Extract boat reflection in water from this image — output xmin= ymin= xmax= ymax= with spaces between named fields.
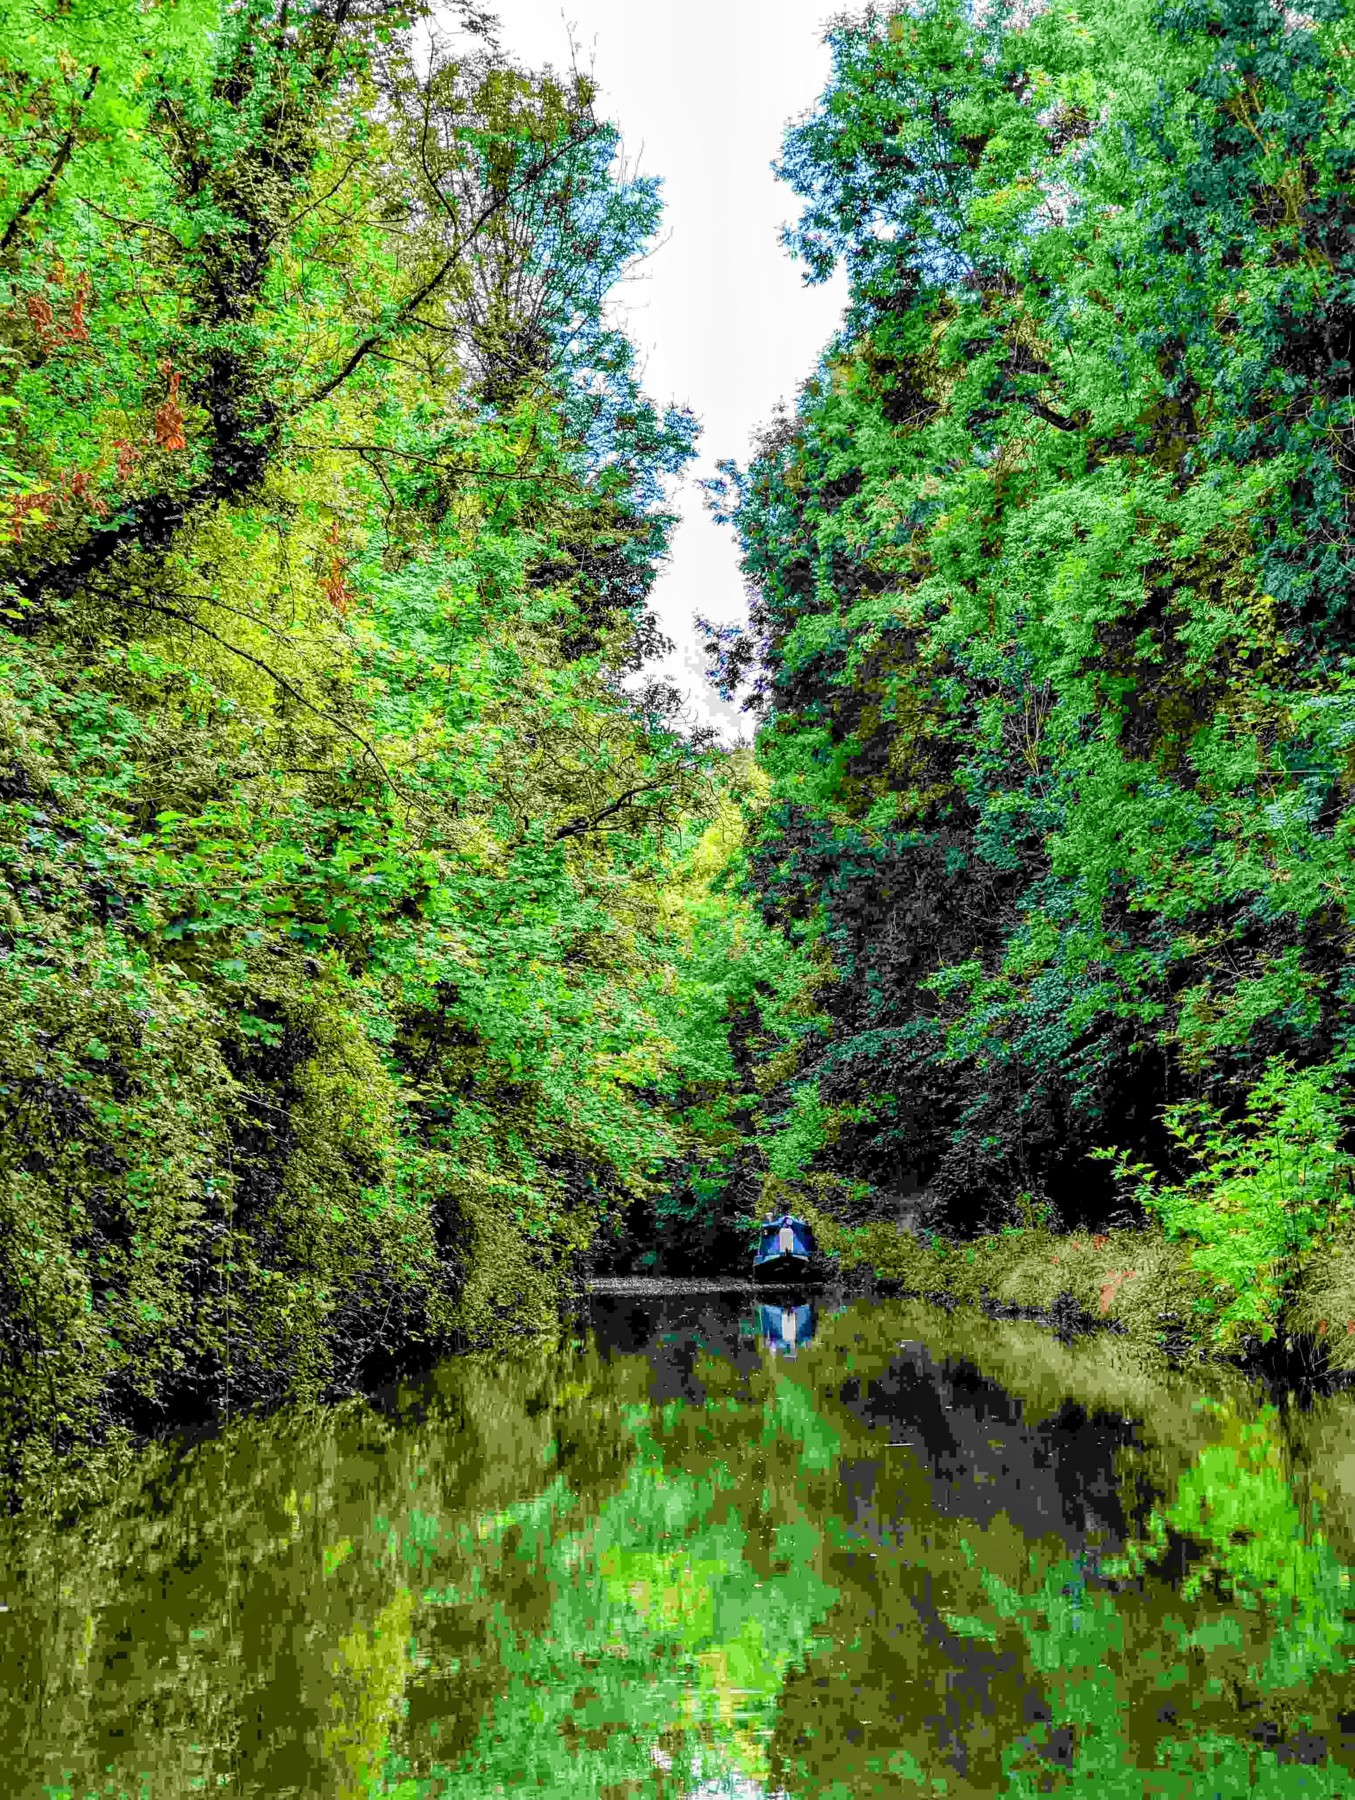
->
xmin=757 ymin=1299 xmax=815 ymax=1357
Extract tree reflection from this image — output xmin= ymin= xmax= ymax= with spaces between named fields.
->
xmin=6 ymin=1300 xmax=1355 ymax=1798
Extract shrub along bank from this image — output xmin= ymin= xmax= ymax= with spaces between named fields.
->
xmin=808 ymin=1216 xmax=1355 ymax=1377
xmin=773 ymin=1045 xmax=1355 ymax=1372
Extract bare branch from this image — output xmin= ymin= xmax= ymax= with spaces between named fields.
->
xmin=73 ymin=194 xmax=188 ymax=250
xmin=302 ymin=439 xmax=585 ymax=485
xmin=550 ymin=778 xmax=680 ymax=842
xmin=288 ymin=122 xmax=604 ymax=417
xmin=1025 ymin=398 xmax=1089 ymax=433
xmin=0 ymin=65 xmax=101 ymax=256
xmin=94 ymin=587 xmax=414 ymax=803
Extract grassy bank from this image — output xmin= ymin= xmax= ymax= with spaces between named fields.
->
xmin=806 ymin=1214 xmax=1355 ymax=1376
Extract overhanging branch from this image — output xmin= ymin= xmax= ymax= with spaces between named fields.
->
xmin=0 ymin=66 xmax=100 ymax=256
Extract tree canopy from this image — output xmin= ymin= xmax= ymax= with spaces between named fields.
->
xmin=11 ymin=0 xmax=1355 ymax=1491
xmin=0 ymin=0 xmax=821 ymax=1497
xmin=712 ymin=0 xmax=1355 ymax=1348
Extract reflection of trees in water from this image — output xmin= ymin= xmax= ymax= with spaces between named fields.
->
xmin=763 ymin=1321 xmax=1355 ymax=1799
xmin=5 ymin=1300 xmax=1355 ymax=1797
xmin=938 ymin=1405 xmax=1355 ymax=1797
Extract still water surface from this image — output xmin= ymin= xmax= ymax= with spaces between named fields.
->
xmin=6 ymin=1289 xmax=1355 ymax=1797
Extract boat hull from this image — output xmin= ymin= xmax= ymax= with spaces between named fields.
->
xmin=752 ymin=1253 xmax=814 ymax=1284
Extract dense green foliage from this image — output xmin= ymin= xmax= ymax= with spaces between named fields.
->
xmin=0 ymin=0 xmax=821 ymax=1488
xmin=13 ymin=0 xmax=1355 ymax=1483
xmin=711 ymin=0 xmax=1355 ymax=1348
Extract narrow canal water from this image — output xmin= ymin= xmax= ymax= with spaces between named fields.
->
xmin=6 ymin=1287 xmax=1355 ymax=1798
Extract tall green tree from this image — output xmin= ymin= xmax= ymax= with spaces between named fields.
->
xmin=714 ymin=0 xmax=1355 ymax=1320
xmin=0 ymin=0 xmax=814 ymax=1495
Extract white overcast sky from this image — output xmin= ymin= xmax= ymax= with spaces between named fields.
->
xmin=472 ymin=2 xmax=851 ymax=737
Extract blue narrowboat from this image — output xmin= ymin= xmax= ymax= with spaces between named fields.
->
xmin=753 ymin=1212 xmax=815 ymax=1281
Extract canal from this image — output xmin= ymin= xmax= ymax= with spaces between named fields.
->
xmin=5 ymin=1285 xmax=1355 ymax=1797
